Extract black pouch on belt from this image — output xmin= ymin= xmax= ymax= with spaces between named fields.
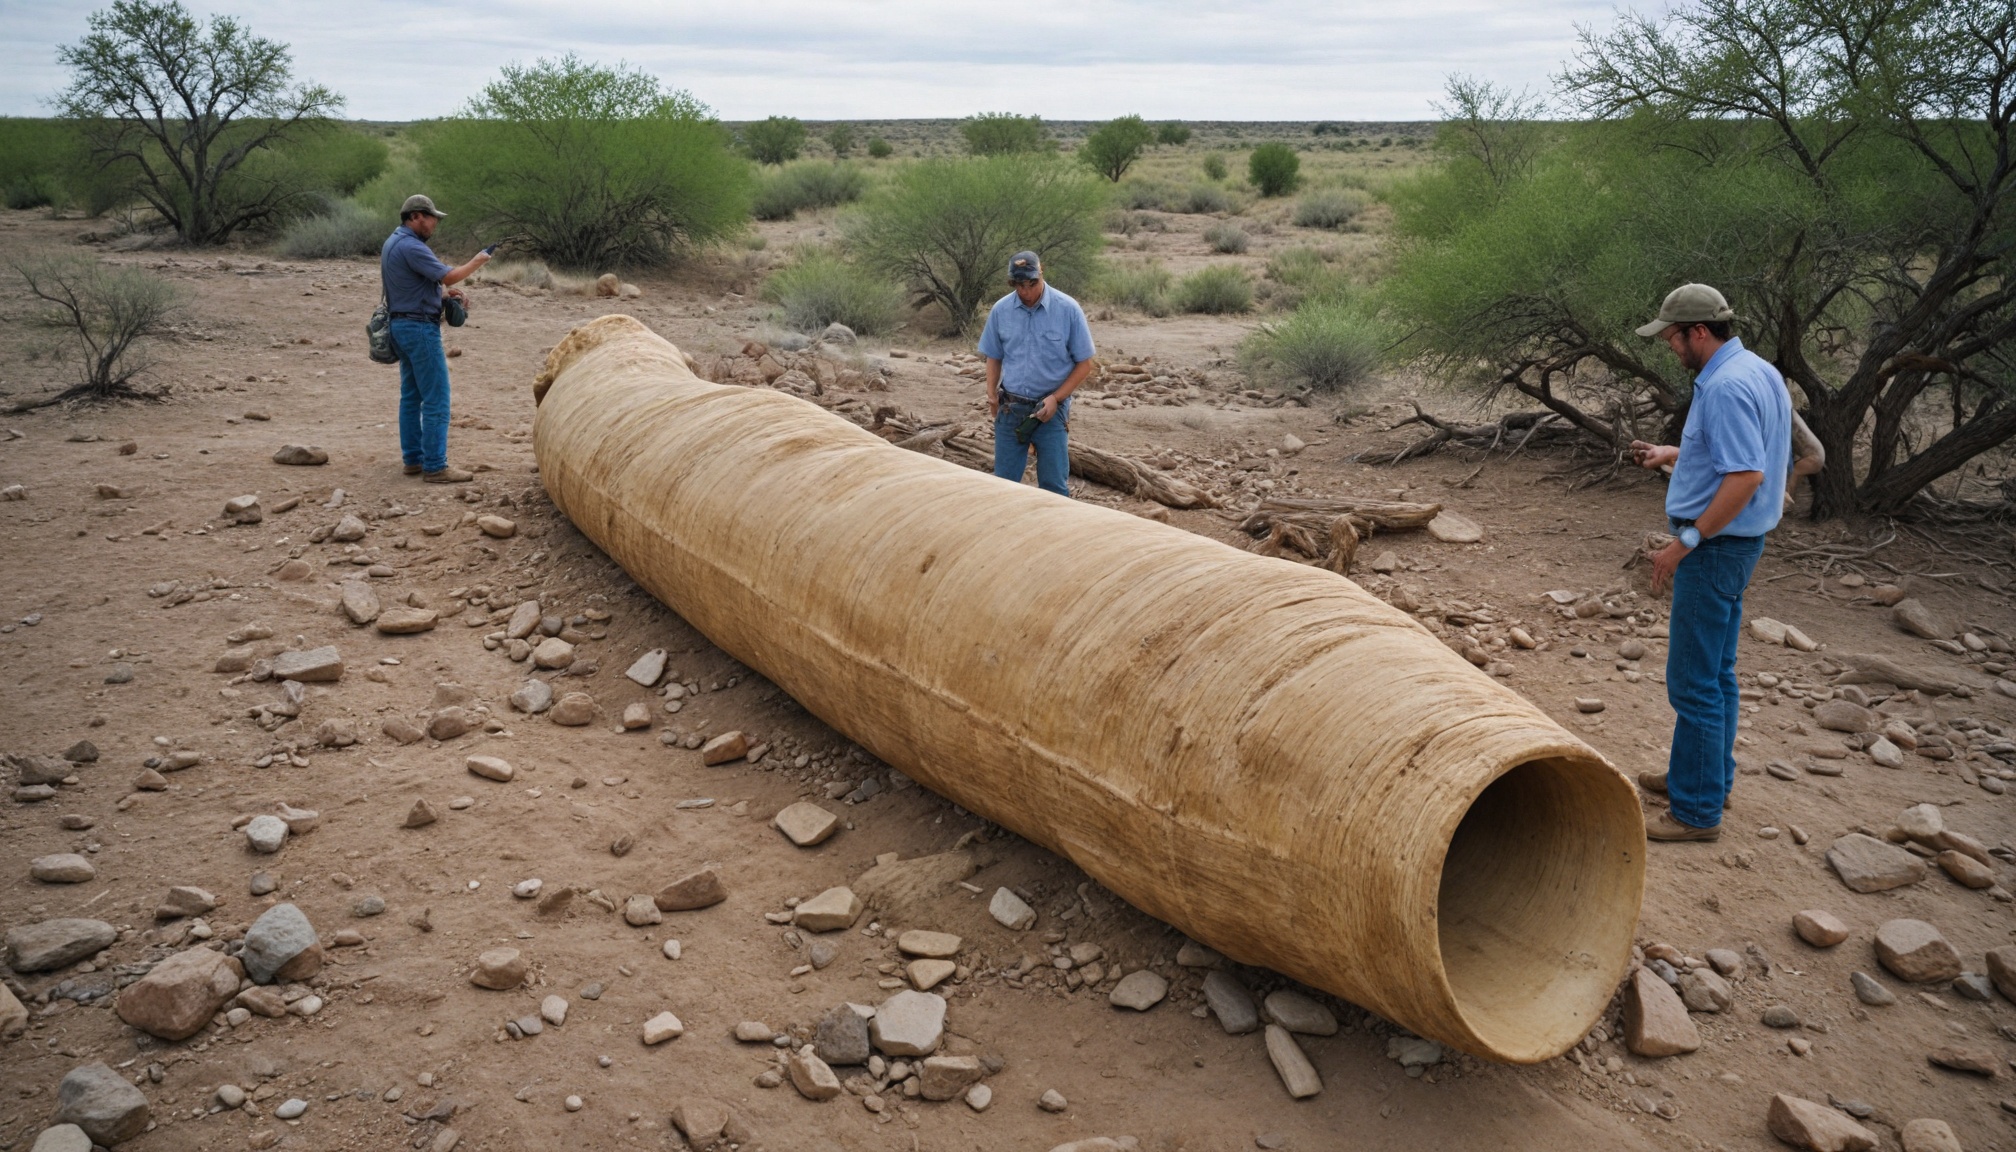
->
xmin=1013 ymin=413 xmax=1041 ymax=445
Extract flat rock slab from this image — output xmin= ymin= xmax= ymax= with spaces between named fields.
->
xmin=655 ymin=867 xmax=726 ymax=911
xmin=1768 ymin=1093 xmax=1875 ymax=1151
xmin=701 ymin=731 xmax=749 ymax=765
xmin=1109 ymin=970 xmax=1168 ymax=1011
xmin=271 ymin=646 xmax=343 ymax=682
xmin=895 ymin=930 xmax=962 ymax=959
xmin=340 ymin=582 xmax=381 ymax=625
xmin=1426 ymin=511 xmax=1483 ymax=543
xmin=625 ymin=649 xmax=668 ymax=687
xmin=1827 ymin=833 xmax=1926 ymax=892
xmin=1264 ymin=989 xmax=1339 ymax=1035
xmin=376 ymin=608 xmax=438 ymax=634
xmin=989 ymin=887 xmax=1037 ymax=931
xmin=642 ymin=1010 xmax=684 ymax=1045
xmin=472 ymin=947 xmax=527 ymax=990
xmin=1875 ymin=919 xmax=1962 ymax=983
xmin=1264 ymin=1024 xmax=1322 ymax=1098
xmin=794 ymin=886 xmax=862 ymax=933
xmin=6 ymin=918 xmax=116 ymax=972
xmin=466 ymin=755 xmax=514 ymax=782
xmin=30 ymin=854 xmax=96 ymax=883
xmin=1794 ymin=909 xmax=1849 ymax=947
xmin=773 ymin=801 xmax=839 ymax=847
xmin=1892 ymin=598 xmax=1954 ymax=640
xmin=918 ymin=1055 xmax=983 ymax=1101
xmin=871 ymin=990 xmax=946 ymax=1056
xmin=1623 ymin=967 xmax=1700 ymax=1056
xmin=30 ymin=1125 xmax=90 ymax=1152
xmin=1202 ymin=970 xmax=1258 ymax=1034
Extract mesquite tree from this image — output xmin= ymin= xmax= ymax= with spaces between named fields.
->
xmin=56 ymin=1 xmax=342 ymax=244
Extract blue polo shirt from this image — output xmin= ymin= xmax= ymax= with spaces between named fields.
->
xmin=977 ymin=284 xmax=1095 ymax=413
xmin=380 ymin=225 xmax=453 ymax=319
xmin=1667 ymin=337 xmax=1791 ymax=538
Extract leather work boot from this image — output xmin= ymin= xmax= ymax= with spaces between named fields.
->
xmin=1645 ymin=811 xmax=1721 ymax=842
xmin=403 ymin=465 xmax=423 ymax=476
xmin=1637 ymin=771 xmax=1668 ymax=794
xmin=423 ymin=466 xmax=474 ymax=484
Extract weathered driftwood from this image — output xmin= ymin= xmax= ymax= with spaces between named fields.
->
xmin=1831 ymin=653 xmax=1975 ymax=696
xmin=1240 ymin=496 xmax=1444 ymax=536
xmin=531 ymin=317 xmax=1643 ymax=1064
xmin=1353 ymin=405 xmax=1580 ymax=466
xmin=871 ymin=411 xmax=1216 ymax=510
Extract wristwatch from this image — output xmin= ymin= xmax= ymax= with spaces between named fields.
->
xmin=1678 ymin=526 xmax=1702 ymax=549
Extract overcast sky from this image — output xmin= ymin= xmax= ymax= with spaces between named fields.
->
xmin=1 ymin=0 xmax=1646 ymax=121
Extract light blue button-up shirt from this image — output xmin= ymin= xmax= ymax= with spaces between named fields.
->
xmin=977 ymin=284 xmax=1095 ymax=413
xmin=1666 ymin=337 xmax=1791 ymax=537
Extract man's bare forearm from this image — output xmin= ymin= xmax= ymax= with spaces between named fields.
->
xmin=1696 ymin=471 xmax=1763 ymax=538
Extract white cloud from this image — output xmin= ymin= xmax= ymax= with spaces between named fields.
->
xmin=1 ymin=0 xmax=1639 ymax=121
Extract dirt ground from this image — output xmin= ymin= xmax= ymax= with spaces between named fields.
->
xmin=3 ymin=204 xmax=2015 ymax=1152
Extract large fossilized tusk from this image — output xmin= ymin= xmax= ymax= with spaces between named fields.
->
xmin=533 ymin=316 xmax=1644 ymax=1063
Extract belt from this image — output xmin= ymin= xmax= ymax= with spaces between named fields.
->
xmin=389 ymin=311 xmax=441 ymax=322
xmin=1670 ymin=518 xmax=1696 ymax=529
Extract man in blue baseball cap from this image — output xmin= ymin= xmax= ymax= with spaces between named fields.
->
xmin=977 ymin=250 xmax=1095 ymax=496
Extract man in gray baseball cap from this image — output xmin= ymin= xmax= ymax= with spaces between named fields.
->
xmin=378 ymin=194 xmax=492 ymax=482
xmin=976 ymin=250 xmax=1096 ymax=496
xmin=1627 ymin=283 xmax=1791 ymax=842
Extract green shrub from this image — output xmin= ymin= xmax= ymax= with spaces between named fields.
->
xmin=847 ymin=153 xmax=1106 ymax=333
xmin=0 ymin=119 xmax=77 ymax=210
xmin=1120 ymin=180 xmax=1179 ymax=211
xmin=1201 ymin=153 xmax=1227 ymax=181
xmin=1264 ymin=246 xmax=1351 ymax=309
xmin=1203 ymin=221 xmax=1248 ymax=253
xmin=743 ymin=116 xmax=807 ymax=164
xmin=760 ymin=247 xmax=906 ymax=335
xmin=752 ymin=162 xmax=868 ymax=220
xmin=1182 ymin=183 xmax=1231 ymax=214
xmin=419 ymin=56 xmax=752 ymax=269
xmin=866 ymin=137 xmax=893 ymax=159
xmin=277 ymin=200 xmax=383 ymax=258
xmin=1080 ymin=114 xmax=1155 ymax=181
xmin=960 ymin=113 xmax=1050 ymax=156
xmin=823 ymin=123 xmax=856 ymax=158
xmin=1249 ymin=143 xmax=1300 ymax=197
xmin=1172 ymin=264 xmax=1252 ymax=314
xmin=350 ymin=149 xmax=424 ymax=220
xmin=1293 ymin=187 xmax=1371 ymax=229
xmin=1241 ymin=293 xmax=1384 ymax=391
xmin=1157 ymin=122 xmax=1192 ymax=146
xmin=1089 ymin=260 xmax=1171 ymax=316
xmin=14 ymin=253 xmax=184 ymax=402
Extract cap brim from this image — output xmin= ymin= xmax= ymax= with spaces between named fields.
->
xmin=1634 ymin=319 xmax=1672 ymax=337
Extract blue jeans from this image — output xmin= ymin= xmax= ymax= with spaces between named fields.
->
xmin=390 ymin=318 xmax=451 ymax=473
xmin=993 ymin=398 xmax=1069 ymax=496
xmin=1664 ymin=531 xmax=1767 ymax=828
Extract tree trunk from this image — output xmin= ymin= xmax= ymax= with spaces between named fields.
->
xmin=1855 ymin=401 xmax=2016 ymax=515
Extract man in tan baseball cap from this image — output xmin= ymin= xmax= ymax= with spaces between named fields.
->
xmin=1626 ymin=284 xmax=1791 ymax=842
xmin=379 ymin=194 xmax=492 ymax=482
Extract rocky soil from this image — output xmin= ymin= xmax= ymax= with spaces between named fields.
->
xmin=3 ymin=206 xmax=2015 ymax=1152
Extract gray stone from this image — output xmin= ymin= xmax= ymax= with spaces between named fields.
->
xmin=1201 ymin=970 xmax=1258 ymax=1034
xmin=471 ymin=947 xmax=526 ymax=990
xmin=1679 ymin=969 xmax=1733 ymax=1013
xmin=773 ymin=801 xmax=839 ymax=847
xmin=870 ymin=990 xmax=946 ymax=1056
xmin=1793 ymin=909 xmax=1849 ymax=948
xmin=0 ymin=981 xmax=26 ymax=1038
xmin=509 ymin=679 xmax=554 ymax=714
xmin=272 ymin=444 xmax=328 ymax=466
xmin=654 ymin=866 xmax=726 ymax=911
xmin=30 ymin=1125 xmax=91 ymax=1152
xmin=1814 ymin=699 xmax=1876 ymax=733
xmin=54 ymin=1063 xmax=149 ymax=1145
xmin=989 ymin=887 xmax=1037 ymax=931
xmin=1387 ymin=1036 xmax=1444 ymax=1067
xmin=1760 ymin=1003 xmax=1800 ymax=1028
xmin=1768 ymin=1094 xmax=1876 ymax=1152
xmin=244 ymin=814 xmax=288 ymax=853
xmin=794 ymin=886 xmax=862 ymax=932
xmin=625 ymin=649 xmax=668 ymax=687
xmin=1109 ymin=970 xmax=1168 ymax=1011
xmin=918 ymin=1055 xmax=982 ymax=1101
xmin=1264 ymin=1025 xmax=1322 ymax=1098
xmin=1826 ymin=833 xmax=1926 ymax=892
xmin=340 ymin=582 xmax=381 ymax=626
xmin=532 ymin=637 xmax=575 ymax=669
xmin=271 ymin=646 xmax=343 ymax=683
xmin=242 ymin=903 xmax=322 ymax=984
xmin=8 ymin=753 xmax=71 ymax=785
xmin=1953 ymin=972 xmax=1994 ymax=1001
xmin=5 ymin=918 xmax=115 ymax=972
xmin=375 ymin=608 xmax=437 ymax=635
xmin=274 ymin=1099 xmax=307 ymax=1120
xmin=1850 ymin=971 xmax=1896 ymax=1006
xmin=622 ymin=894 xmax=662 ymax=926
xmin=821 ymin=322 xmax=857 ymax=346
xmin=808 ymin=939 xmax=838 ymax=969
xmin=506 ymin=601 xmax=542 ymax=640
xmin=465 ymin=754 xmax=514 ymax=782
xmin=1893 ymin=599 xmax=1954 ymax=640
xmin=330 ymin=513 xmax=367 ymax=541
xmin=547 ymin=691 xmax=595 ymax=726
xmin=1263 ymin=990 xmax=1338 ymax=1035
xmin=788 ymin=1047 xmax=841 ymax=1100
xmin=1623 ymin=967 xmax=1700 ymax=1056
xmin=814 ymin=1004 xmax=871 ymax=1065
xmin=895 ymin=930 xmax=962 ymax=958
xmin=428 ymin=707 xmax=477 ymax=740
xmin=1897 ymin=803 xmax=1944 ymax=842
xmin=1987 ymin=947 xmax=2016 ymax=1003
xmin=30 ymin=854 xmax=96 ymax=883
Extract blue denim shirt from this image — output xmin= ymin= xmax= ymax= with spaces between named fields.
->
xmin=380 ymin=226 xmax=453 ymax=319
xmin=977 ymin=285 xmax=1095 ymax=415
xmin=1667 ymin=338 xmax=1791 ymax=537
